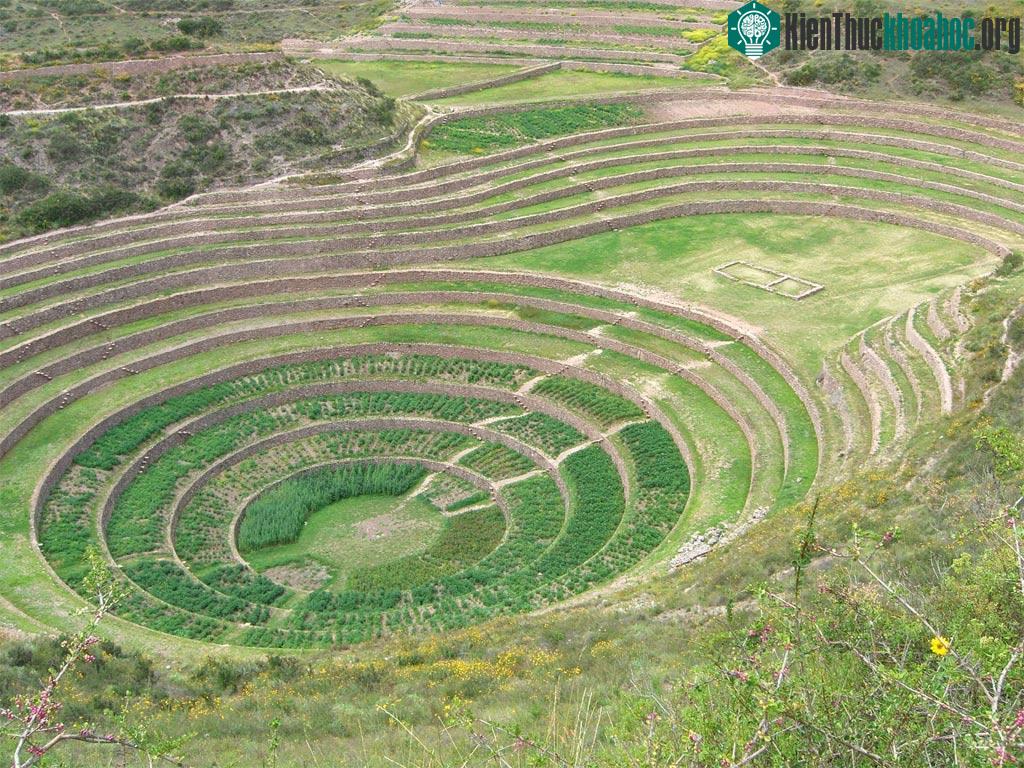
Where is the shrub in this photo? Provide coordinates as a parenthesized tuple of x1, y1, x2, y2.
(178, 113, 220, 144)
(150, 35, 201, 53)
(0, 163, 46, 195)
(15, 187, 145, 232)
(176, 16, 223, 37)
(46, 131, 83, 162)
(157, 160, 197, 200)
(995, 251, 1023, 277)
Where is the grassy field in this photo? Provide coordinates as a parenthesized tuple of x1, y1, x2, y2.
(244, 494, 443, 592)
(429, 68, 709, 105)
(456, 214, 996, 373)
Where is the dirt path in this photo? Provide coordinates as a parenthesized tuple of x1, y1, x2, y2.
(3, 82, 332, 116)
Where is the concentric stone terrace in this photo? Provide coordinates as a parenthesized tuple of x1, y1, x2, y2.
(2, 87, 1018, 648)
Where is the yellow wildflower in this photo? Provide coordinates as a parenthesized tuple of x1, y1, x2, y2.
(930, 636, 950, 656)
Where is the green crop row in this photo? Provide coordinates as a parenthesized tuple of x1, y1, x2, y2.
(123, 559, 271, 624)
(76, 354, 532, 470)
(425, 104, 643, 155)
(533, 376, 645, 427)
(198, 564, 287, 607)
(458, 443, 537, 480)
(289, 391, 519, 423)
(491, 412, 585, 456)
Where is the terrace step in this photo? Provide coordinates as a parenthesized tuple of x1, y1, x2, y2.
(840, 350, 881, 456)
(906, 306, 954, 415)
(859, 331, 908, 444)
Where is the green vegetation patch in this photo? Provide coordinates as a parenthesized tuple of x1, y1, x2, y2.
(423, 103, 644, 156)
(238, 462, 428, 551)
(345, 505, 506, 592)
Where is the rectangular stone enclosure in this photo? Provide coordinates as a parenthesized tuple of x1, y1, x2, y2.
(713, 260, 824, 300)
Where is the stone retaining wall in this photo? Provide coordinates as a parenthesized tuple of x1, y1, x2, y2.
(882, 318, 923, 420)
(288, 49, 694, 79)
(8, 142, 1023, 272)
(840, 351, 881, 454)
(383, 24, 699, 52)
(1, 267, 816, 465)
(859, 333, 906, 442)
(906, 307, 954, 414)
(189, 112, 1024, 206)
(11, 310, 743, 482)
(1, 180, 1012, 313)
(329, 37, 686, 65)
(7, 156, 1023, 282)
(399, 7, 715, 30)
(410, 62, 560, 101)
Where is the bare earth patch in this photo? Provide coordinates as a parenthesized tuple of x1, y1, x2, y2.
(355, 512, 433, 541)
(264, 564, 331, 591)
(647, 95, 823, 121)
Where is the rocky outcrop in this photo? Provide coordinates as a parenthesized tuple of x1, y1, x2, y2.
(669, 506, 769, 570)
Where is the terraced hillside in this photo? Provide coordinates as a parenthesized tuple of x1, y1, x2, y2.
(283, 0, 751, 92)
(0, 75, 1020, 653)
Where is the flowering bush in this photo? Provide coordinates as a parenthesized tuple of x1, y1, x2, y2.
(1, 548, 186, 768)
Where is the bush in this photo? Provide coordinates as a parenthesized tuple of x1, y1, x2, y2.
(16, 190, 95, 231)
(157, 160, 197, 200)
(0, 163, 46, 195)
(178, 113, 220, 144)
(46, 131, 83, 162)
(150, 35, 202, 53)
(15, 186, 145, 232)
(176, 16, 223, 37)
(995, 251, 1023, 277)
(785, 54, 879, 87)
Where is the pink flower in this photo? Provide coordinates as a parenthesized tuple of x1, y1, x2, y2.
(991, 745, 1015, 766)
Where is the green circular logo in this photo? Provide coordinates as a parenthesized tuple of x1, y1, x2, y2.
(728, 0, 781, 60)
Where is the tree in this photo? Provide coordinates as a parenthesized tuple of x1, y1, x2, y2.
(1, 548, 189, 768)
